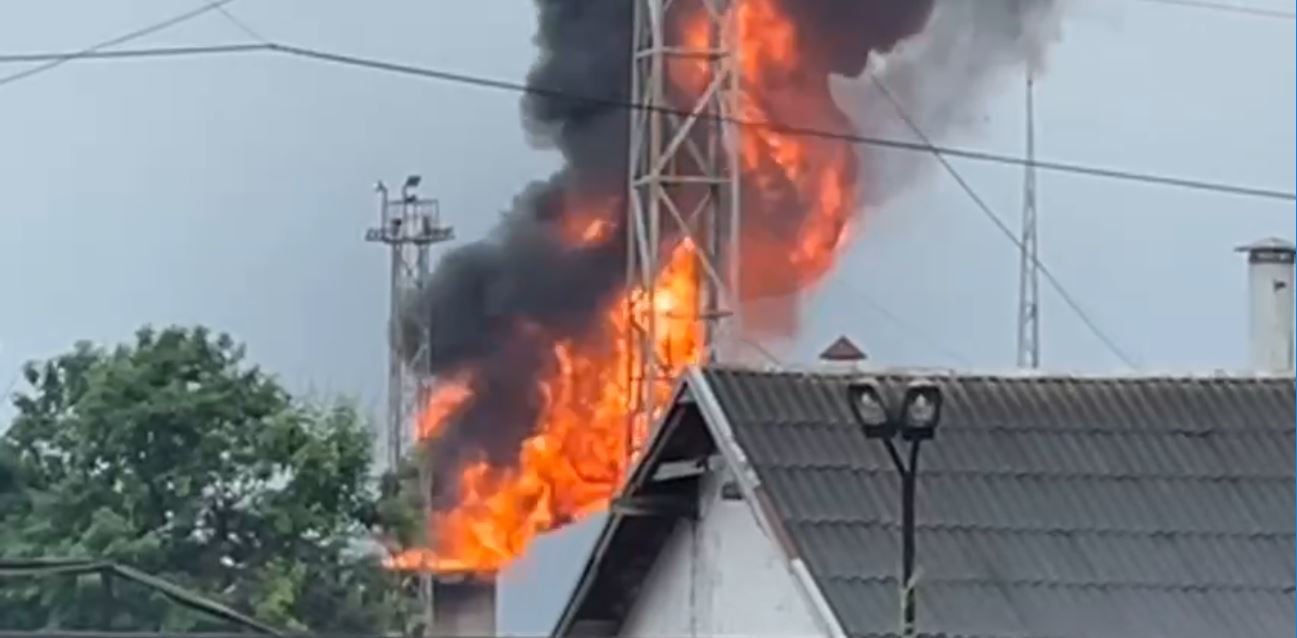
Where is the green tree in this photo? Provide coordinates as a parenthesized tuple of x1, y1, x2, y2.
(0, 326, 417, 632)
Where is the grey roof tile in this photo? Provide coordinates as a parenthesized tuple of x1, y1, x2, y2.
(701, 367, 1295, 638)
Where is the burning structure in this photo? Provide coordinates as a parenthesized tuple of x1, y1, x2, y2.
(388, 0, 1063, 574)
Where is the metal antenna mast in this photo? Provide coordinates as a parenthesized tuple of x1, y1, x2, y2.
(1016, 67, 1041, 369)
(626, 0, 742, 456)
(366, 175, 454, 472)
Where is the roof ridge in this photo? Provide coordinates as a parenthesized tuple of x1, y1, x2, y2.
(753, 420, 1295, 435)
(945, 424, 1294, 434)
(760, 464, 1296, 482)
(705, 363, 1297, 382)
(785, 519, 1296, 539)
(828, 574, 1297, 594)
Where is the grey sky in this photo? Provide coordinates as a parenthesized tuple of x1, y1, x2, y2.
(1, 0, 1293, 634)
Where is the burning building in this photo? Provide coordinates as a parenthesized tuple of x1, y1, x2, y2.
(388, 0, 1063, 575)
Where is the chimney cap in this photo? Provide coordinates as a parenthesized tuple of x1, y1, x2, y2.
(1236, 237, 1296, 254)
(820, 336, 867, 362)
(432, 570, 498, 584)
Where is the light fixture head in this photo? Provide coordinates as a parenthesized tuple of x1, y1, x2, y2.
(848, 379, 896, 439)
(900, 379, 943, 441)
(404, 174, 422, 189)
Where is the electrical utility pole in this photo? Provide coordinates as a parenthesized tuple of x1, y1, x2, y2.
(627, 0, 743, 460)
(1016, 66, 1041, 369)
(366, 176, 454, 472)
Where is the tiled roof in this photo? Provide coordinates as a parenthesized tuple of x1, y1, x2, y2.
(702, 368, 1296, 638)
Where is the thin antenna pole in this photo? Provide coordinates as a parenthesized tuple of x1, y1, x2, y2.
(1016, 66, 1041, 369)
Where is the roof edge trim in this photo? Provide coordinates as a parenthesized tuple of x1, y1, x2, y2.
(707, 362, 1297, 381)
(790, 558, 850, 638)
(549, 376, 698, 637)
(685, 366, 851, 638)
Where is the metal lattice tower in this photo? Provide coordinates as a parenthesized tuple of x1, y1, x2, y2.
(1016, 68, 1041, 369)
(626, 0, 743, 455)
(366, 176, 454, 472)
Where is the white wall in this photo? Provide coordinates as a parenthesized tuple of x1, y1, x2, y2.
(619, 463, 824, 638)
(1245, 248, 1296, 373)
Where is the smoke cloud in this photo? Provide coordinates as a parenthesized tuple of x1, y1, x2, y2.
(399, 0, 632, 501)
(850, 0, 1066, 206)
(402, 0, 1067, 509)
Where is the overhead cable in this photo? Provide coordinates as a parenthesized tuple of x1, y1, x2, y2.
(869, 75, 1142, 368)
(1133, 0, 1297, 19)
(0, 42, 1292, 204)
(0, 0, 238, 88)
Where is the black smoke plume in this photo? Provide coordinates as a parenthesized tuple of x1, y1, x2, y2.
(400, 0, 1013, 509)
(401, 0, 633, 504)
(850, 0, 1064, 206)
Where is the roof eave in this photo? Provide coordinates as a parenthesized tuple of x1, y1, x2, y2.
(551, 366, 855, 638)
(549, 374, 697, 637)
(684, 366, 852, 638)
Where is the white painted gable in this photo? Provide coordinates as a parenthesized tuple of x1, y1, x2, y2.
(619, 463, 823, 638)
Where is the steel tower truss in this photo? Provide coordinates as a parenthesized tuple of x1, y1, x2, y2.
(626, 0, 742, 455)
(367, 179, 454, 472)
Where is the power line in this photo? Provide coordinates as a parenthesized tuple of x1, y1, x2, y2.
(1133, 0, 1297, 19)
(737, 336, 785, 367)
(0, 42, 1293, 204)
(271, 44, 1297, 203)
(0, 0, 237, 88)
(0, 43, 267, 64)
(869, 75, 1141, 369)
(843, 281, 976, 367)
(214, 4, 269, 43)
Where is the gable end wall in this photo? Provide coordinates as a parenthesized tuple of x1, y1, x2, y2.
(619, 461, 824, 638)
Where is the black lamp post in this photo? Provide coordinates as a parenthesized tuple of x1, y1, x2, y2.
(848, 379, 943, 638)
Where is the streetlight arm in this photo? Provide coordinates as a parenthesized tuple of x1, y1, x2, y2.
(883, 437, 905, 474)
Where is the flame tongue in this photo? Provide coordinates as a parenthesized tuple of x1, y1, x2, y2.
(391, 240, 701, 573)
(392, 0, 893, 574)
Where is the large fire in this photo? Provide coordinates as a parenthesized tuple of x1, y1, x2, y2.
(388, 0, 855, 573)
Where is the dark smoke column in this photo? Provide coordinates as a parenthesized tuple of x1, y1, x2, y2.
(402, 0, 951, 511)
(400, 0, 634, 503)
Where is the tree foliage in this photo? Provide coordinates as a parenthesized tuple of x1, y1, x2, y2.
(0, 326, 417, 632)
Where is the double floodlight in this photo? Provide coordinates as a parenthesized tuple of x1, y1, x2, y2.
(848, 378, 943, 441)
(402, 174, 423, 201)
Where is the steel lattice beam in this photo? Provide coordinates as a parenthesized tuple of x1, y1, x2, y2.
(626, 0, 742, 462)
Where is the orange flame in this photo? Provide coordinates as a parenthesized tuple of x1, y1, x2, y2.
(390, 241, 701, 572)
(736, 0, 855, 297)
(560, 210, 617, 249)
(416, 377, 472, 441)
(390, 0, 858, 573)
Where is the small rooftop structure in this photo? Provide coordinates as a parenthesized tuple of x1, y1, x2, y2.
(1236, 236, 1297, 256)
(1237, 237, 1296, 373)
(818, 335, 867, 362)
